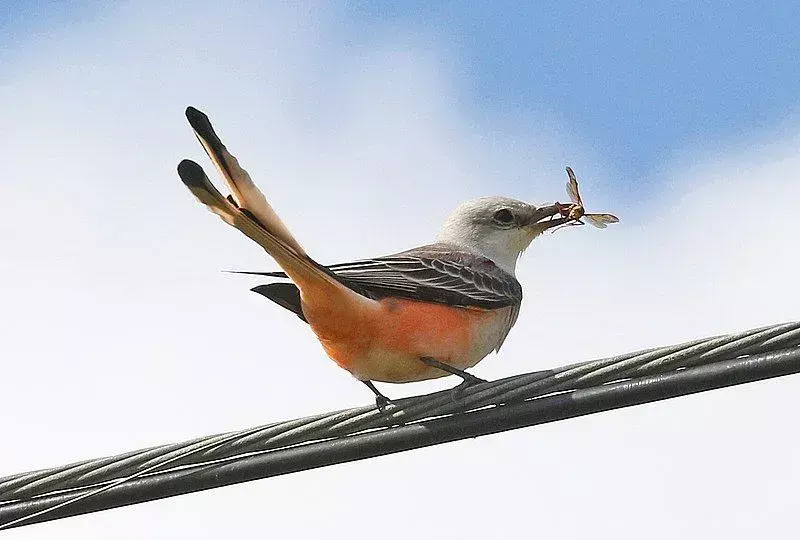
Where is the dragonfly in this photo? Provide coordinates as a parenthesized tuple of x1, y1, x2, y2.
(553, 166, 619, 229)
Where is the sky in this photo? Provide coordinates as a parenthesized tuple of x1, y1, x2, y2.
(1, 1, 799, 538)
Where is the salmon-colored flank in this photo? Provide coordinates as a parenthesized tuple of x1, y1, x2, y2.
(298, 280, 507, 383)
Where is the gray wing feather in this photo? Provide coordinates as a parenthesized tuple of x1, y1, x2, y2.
(325, 244, 522, 309)
(237, 243, 522, 309)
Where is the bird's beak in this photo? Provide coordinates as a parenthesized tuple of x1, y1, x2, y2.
(525, 204, 571, 233)
(528, 204, 560, 223)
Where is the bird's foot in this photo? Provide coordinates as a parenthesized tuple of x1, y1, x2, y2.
(457, 373, 488, 387)
(375, 394, 392, 411)
(449, 373, 488, 402)
(362, 380, 394, 411)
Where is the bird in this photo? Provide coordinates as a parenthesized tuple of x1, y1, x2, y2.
(177, 106, 572, 407)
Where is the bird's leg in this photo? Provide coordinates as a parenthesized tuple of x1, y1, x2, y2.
(419, 357, 487, 387)
(362, 380, 393, 410)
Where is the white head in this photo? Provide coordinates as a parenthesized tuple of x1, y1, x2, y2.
(436, 196, 564, 274)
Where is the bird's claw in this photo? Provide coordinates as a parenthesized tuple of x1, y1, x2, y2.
(375, 395, 392, 411)
(463, 373, 488, 385)
(449, 374, 488, 402)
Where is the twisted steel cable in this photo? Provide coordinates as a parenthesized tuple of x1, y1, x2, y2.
(1, 320, 799, 529)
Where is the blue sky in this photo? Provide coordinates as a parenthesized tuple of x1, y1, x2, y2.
(343, 1, 800, 187)
(4, 1, 800, 194)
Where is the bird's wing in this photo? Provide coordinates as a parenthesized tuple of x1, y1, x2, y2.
(234, 243, 522, 310)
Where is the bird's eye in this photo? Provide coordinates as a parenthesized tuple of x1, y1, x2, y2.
(492, 208, 515, 226)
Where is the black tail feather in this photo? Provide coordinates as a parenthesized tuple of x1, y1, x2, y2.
(251, 283, 306, 322)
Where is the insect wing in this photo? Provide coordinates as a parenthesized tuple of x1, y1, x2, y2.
(565, 166, 582, 205)
(584, 213, 619, 229)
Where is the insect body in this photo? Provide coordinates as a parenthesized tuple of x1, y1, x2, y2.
(555, 166, 619, 229)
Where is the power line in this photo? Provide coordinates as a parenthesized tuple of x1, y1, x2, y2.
(1, 321, 799, 529)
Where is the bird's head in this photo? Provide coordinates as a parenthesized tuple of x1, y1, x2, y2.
(436, 197, 566, 273)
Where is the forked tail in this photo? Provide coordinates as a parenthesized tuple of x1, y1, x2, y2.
(177, 107, 339, 293)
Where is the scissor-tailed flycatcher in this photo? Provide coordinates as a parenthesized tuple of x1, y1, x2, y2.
(177, 106, 571, 406)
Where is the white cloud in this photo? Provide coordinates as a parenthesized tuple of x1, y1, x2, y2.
(1, 2, 798, 539)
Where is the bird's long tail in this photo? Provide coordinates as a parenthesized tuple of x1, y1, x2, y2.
(177, 107, 339, 295)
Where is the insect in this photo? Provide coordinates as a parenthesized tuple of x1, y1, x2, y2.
(554, 166, 619, 229)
